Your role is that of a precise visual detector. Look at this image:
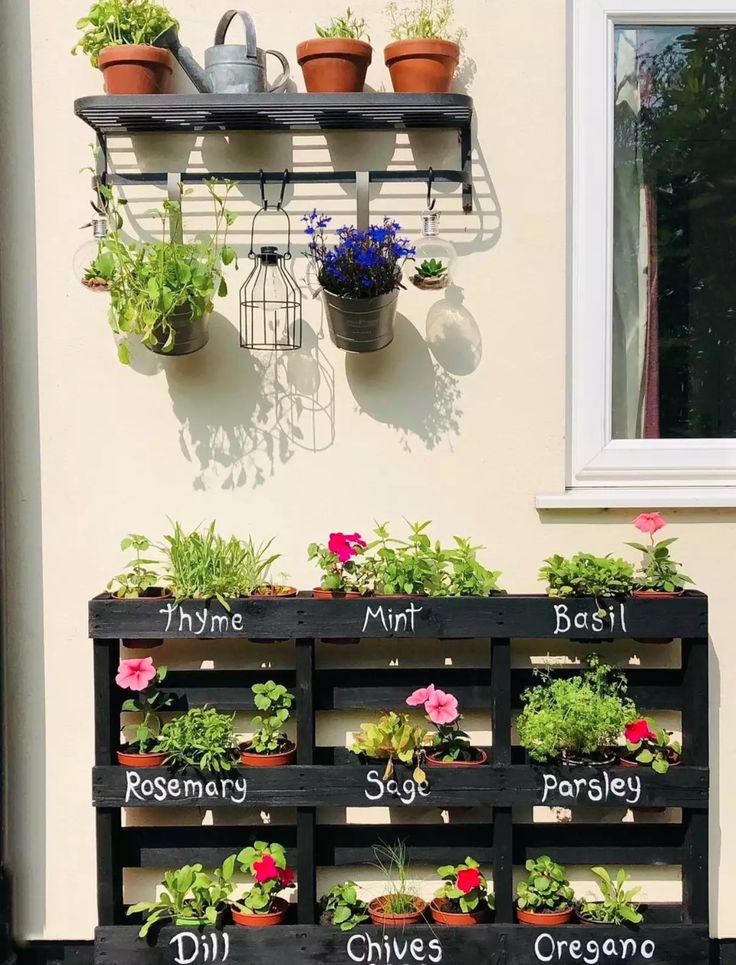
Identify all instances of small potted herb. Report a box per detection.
[620,718,681,774]
[384,0,463,93]
[240,681,296,767]
[240,538,296,598]
[349,711,429,783]
[368,841,427,926]
[107,533,170,649]
[308,531,367,599]
[157,707,237,772]
[406,684,486,766]
[319,882,369,931]
[73,0,177,95]
[231,842,295,927]
[516,855,575,926]
[305,213,415,352]
[366,521,445,596]
[628,513,694,598]
[430,857,493,926]
[116,658,173,766]
[297,9,373,93]
[576,867,643,926]
[127,860,235,937]
[539,552,636,615]
[516,656,637,767]
[445,536,502,597]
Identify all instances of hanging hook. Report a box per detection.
[277,169,289,211]
[259,169,268,210]
[426,167,436,211]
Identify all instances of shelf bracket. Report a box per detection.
[460,122,473,214]
[356,171,370,230]
[167,173,183,243]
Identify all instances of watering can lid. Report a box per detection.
[213,10,257,58]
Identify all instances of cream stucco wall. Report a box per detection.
[0,0,732,943]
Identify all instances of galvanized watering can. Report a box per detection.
[155,10,290,95]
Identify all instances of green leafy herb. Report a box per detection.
[73,0,177,67]
[539,552,636,610]
[386,0,463,42]
[248,681,295,755]
[107,533,162,598]
[316,8,369,40]
[127,860,235,937]
[516,856,575,914]
[157,707,237,772]
[578,867,643,925]
[348,711,429,782]
[319,882,369,931]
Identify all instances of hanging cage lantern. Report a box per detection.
[240,201,302,351]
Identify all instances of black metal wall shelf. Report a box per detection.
[73,93,474,212]
[90,594,709,963]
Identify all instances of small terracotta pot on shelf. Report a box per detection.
[368,896,427,927]
[113,587,172,649]
[297,38,372,92]
[239,741,296,767]
[231,897,290,928]
[384,39,459,93]
[516,905,574,926]
[313,588,362,644]
[425,749,488,767]
[252,585,298,598]
[429,898,488,926]
[116,749,167,768]
[98,45,174,95]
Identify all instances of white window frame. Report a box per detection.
[555,0,736,507]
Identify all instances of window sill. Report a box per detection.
[536,487,736,509]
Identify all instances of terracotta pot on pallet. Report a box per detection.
[240,741,296,767]
[98,45,174,95]
[425,749,488,767]
[297,38,372,92]
[116,749,167,767]
[384,39,459,93]
[430,898,488,926]
[368,896,427,927]
[231,897,290,928]
[313,588,362,644]
[517,905,574,926]
[112,587,172,649]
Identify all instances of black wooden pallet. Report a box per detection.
[90,594,710,962]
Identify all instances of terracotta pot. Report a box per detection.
[313,588,362,643]
[426,749,487,767]
[384,39,459,93]
[113,587,172,649]
[117,749,167,767]
[231,897,290,927]
[240,741,296,767]
[620,754,680,812]
[633,590,684,599]
[368,896,427,927]
[517,906,574,926]
[98,44,174,95]
[430,898,488,926]
[297,38,372,92]
[251,585,298,598]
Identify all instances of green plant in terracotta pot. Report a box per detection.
[516,855,575,926]
[384,0,464,93]
[576,867,643,925]
[107,532,169,648]
[406,684,486,765]
[430,857,493,926]
[297,9,373,93]
[368,840,427,927]
[620,718,681,774]
[157,707,238,773]
[349,711,429,783]
[116,657,173,767]
[319,882,370,931]
[240,681,296,767]
[539,552,636,618]
[73,0,178,94]
[308,531,368,599]
[231,842,295,927]
[627,513,694,597]
[365,520,445,596]
[127,860,236,936]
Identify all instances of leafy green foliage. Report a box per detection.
[625,718,681,774]
[157,707,237,772]
[366,520,446,595]
[349,711,429,783]
[539,552,636,605]
[319,882,369,931]
[416,258,448,280]
[435,856,494,914]
[234,841,294,915]
[72,0,177,67]
[444,536,502,596]
[120,664,173,754]
[386,0,462,41]
[107,533,162,599]
[516,856,575,914]
[516,655,637,763]
[578,867,643,925]
[316,8,369,40]
[372,840,418,915]
[430,718,478,763]
[127,859,235,937]
[83,245,116,289]
[307,538,368,593]
[626,537,694,593]
[248,681,294,755]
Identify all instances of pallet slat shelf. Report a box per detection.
[89,592,710,963]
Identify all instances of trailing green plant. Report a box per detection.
[157,707,237,772]
[107,533,163,598]
[247,681,295,755]
[371,840,420,915]
[72,0,177,68]
[348,711,429,782]
[160,521,257,609]
[98,181,237,364]
[539,552,636,611]
[516,655,637,764]
[316,8,369,40]
[414,258,448,282]
[319,882,369,931]
[627,513,694,592]
[623,718,681,774]
[435,857,493,914]
[516,856,575,915]
[386,0,463,42]
[127,859,236,937]
[577,867,643,925]
[444,536,502,597]
[116,658,173,753]
[234,841,295,915]
[366,520,446,595]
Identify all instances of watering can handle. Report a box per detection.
[264,50,290,92]
[214,10,257,59]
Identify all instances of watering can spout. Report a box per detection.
[154,25,211,93]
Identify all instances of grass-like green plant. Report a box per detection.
[372,840,420,916]
[127,859,235,937]
[247,681,295,755]
[157,707,237,772]
[386,0,461,41]
[516,856,575,915]
[160,521,255,608]
[539,552,636,610]
[316,8,369,40]
[577,867,643,925]
[73,0,177,67]
[319,882,369,931]
[349,711,429,782]
[107,533,163,598]
[516,655,637,764]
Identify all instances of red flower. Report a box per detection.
[625,719,656,745]
[253,854,279,883]
[456,868,482,894]
[633,512,666,535]
[278,867,295,887]
[328,532,366,563]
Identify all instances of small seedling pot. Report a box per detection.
[297,38,372,92]
[368,896,427,927]
[116,749,168,768]
[232,897,290,927]
[516,906,574,926]
[112,587,172,649]
[240,741,296,767]
[425,749,488,767]
[384,39,459,93]
[98,45,174,95]
[429,898,488,926]
[251,585,298,598]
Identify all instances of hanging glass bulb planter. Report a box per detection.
[73,216,114,292]
[407,209,457,292]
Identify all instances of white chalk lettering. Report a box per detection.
[124,770,246,805]
[364,769,430,805]
[361,603,423,635]
[552,602,628,636]
[160,602,176,632]
[169,932,229,965]
[231,613,243,632]
[535,933,655,964]
[541,771,641,805]
[346,935,442,964]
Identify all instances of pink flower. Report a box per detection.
[116,657,156,692]
[425,688,459,725]
[633,513,666,535]
[278,867,295,887]
[328,532,366,563]
[253,854,279,883]
[457,868,482,894]
[625,719,657,745]
[406,684,435,707]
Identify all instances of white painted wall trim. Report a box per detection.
[537,487,736,508]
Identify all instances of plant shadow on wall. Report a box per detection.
[161,313,335,490]
[345,312,462,452]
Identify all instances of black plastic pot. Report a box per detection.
[148,308,210,356]
[323,289,398,352]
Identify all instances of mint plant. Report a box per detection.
[366,520,446,595]
[444,536,501,596]
[319,882,369,931]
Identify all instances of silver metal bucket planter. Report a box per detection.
[323,289,399,352]
[148,308,210,357]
